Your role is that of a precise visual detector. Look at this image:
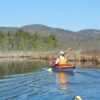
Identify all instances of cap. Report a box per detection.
[59,51,65,55]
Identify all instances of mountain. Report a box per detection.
[21,25,100,45]
[0,24,84,40]
[78,29,100,38]
[21,25,89,45]
[0,24,100,37]
[79,29,100,35]
[0,24,100,50]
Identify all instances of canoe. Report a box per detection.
[52,65,75,72]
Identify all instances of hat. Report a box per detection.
[59,51,65,55]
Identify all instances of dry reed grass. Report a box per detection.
[0,50,99,63]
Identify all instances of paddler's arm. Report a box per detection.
[55,58,59,65]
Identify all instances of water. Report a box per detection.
[0,59,100,100]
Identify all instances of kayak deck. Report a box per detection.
[52,66,75,72]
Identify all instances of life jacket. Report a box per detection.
[57,56,67,67]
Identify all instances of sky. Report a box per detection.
[0,0,100,31]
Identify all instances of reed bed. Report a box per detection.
[0,50,99,63]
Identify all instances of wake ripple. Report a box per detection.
[0,68,100,100]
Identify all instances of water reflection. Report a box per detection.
[56,72,68,90]
[0,59,100,78]
[56,71,74,90]
[0,59,47,78]
[0,59,100,100]
[69,61,100,68]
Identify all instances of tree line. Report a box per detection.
[0,29,60,51]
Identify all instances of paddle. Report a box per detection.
[65,48,71,54]
[47,68,52,72]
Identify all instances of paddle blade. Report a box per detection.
[47,68,52,72]
[66,48,71,53]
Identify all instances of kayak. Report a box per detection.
[52,65,75,72]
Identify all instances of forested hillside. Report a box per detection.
[0,24,100,51]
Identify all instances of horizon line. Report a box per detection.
[0,24,100,32]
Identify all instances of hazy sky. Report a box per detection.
[0,0,100,31]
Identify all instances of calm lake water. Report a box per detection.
[0,59,100,100]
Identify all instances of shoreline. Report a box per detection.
[0,50,100,63]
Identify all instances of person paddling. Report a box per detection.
[55,51,67,67]
[48,48,74,72]
[55,48,71,68]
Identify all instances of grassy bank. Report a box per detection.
[0,50,100,63]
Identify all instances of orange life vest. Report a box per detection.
[57,56,67,67]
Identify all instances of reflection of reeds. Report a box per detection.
[0,50,100,63]
[69,60,100,68]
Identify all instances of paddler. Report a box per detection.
[55,51,67,68]
[55,48,71,68]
